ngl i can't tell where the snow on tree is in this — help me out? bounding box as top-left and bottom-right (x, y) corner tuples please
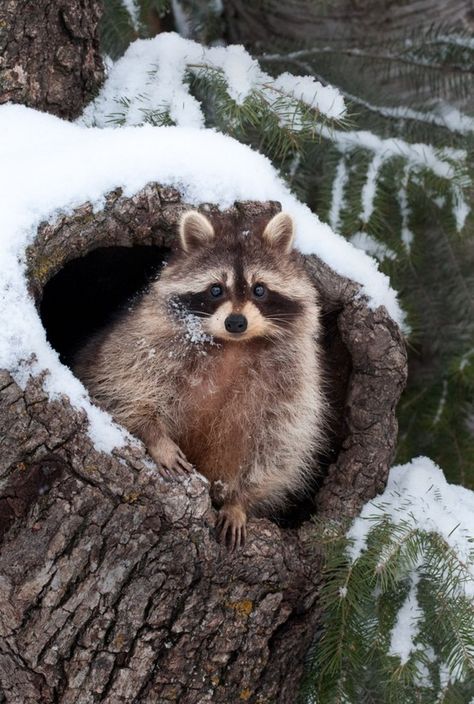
(0, 1), (473, 702)
(306, 457), (474, 703)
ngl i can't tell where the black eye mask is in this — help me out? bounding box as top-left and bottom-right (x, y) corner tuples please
(170, 290), (226, 318)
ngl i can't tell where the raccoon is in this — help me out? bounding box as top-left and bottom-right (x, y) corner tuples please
(74, 210), (326, 550)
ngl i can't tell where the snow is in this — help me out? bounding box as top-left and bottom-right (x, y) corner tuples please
(0, 102), (403, 452)
(436, 34), (474, 50)
(459, 349), (474, 372)
(121, 0), (140, 31)
(320, 125), (470, 237)
(339, 92), (474, 136)
(360, 152), (386, 224)
(328, 157), (348, 233)
(168, 299), (214, 348)
(429, 103), (474, 136)
(350, 232), (396, 262)
(207, 44), (261, 105)
(81, 33), (346, 128)
(398, 167), (414, 252)
(348, 457), (474, 597)
(321, 126), (465, 182)
(170, 0), (191, 38)
(271, 72), (346, 121)
(453, 185), (470, 232)
(433, 379), (448, 425)
(263, 50), (474, 136)
(347, 457), (474, 676)
(326, 125), (466, 257)
(388, 571), (422, 664)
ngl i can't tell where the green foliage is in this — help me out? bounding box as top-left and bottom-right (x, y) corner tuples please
(94, 44), (346, 158)
(302, 516), (474, 704)
(101, 0), (170, 59)
(188, 69), (344, 162)
(100, 0), (137, 60)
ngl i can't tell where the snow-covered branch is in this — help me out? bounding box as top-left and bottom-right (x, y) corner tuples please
(290, 58), (474, 136)
(81, 32), (346, 129)
(321, 124), (469, 241)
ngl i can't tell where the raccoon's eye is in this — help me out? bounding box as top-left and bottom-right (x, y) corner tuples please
(253, 283), (266, 298)
(210, 284), (224, 298)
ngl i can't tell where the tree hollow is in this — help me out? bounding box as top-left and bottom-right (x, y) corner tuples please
(0, 184), (407, 703)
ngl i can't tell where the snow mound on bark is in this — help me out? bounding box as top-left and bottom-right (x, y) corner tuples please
(0, 103), (402, 450)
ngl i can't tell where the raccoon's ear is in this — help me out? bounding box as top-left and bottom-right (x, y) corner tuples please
(262, 213), (294, 253)
(179, 211), (215, 253)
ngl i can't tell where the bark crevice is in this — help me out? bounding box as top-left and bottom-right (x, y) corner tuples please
(0, 0), (104, 119)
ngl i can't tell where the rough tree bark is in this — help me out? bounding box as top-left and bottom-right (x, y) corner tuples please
(0, 186), (407, 703)
(0, 0), (104, 119)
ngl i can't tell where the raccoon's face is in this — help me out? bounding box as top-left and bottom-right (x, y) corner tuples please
(158, 210), (316, 343)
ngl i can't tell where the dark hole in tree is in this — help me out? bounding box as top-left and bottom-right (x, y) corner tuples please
(40, 246), (169, 366)
(40, 245), (351, 527)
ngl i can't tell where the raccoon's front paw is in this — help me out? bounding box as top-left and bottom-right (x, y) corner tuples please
(149, 437), (194, 480)
(216, 504), (247, 552)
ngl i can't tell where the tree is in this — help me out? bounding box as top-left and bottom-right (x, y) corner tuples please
(0, 2), (407, 701)
(0, 0), (104, 119)
(0, 1), (472, 702)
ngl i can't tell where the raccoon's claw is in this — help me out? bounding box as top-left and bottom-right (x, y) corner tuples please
(176, 448), (194, 474)
(150, 438), (194, 480)
(216, 504), (247, 552)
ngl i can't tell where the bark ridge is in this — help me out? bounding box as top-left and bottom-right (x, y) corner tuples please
(0, 0), (104, 119)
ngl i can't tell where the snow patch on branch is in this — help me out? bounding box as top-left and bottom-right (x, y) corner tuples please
(81, 33), (346, 129)
(321, 126), (464, 180)
(433, 379), (448, 425)
(338, 92), (474, 136)
(389, 571), (422, 664)
(121, 0), (140, 31)
(270, 71), (345, 122)
(171, 0), (191, 38)
(453, 185), (470, 232)
(348, 457), (474, 596)
(360, 152), (386, 224)
(351, 232), (396, 262)
(398, 167), (414, 252)
(320, 125), (470, 237)
(329, 157), (348, 232)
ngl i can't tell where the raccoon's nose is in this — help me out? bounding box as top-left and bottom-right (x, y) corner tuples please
(225, 314), (248, 334)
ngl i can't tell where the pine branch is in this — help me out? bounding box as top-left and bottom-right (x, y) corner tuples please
(305, 511), (474, 703)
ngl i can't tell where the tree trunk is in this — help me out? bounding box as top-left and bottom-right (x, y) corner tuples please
(0, 4), (407, 699)
(0, 0), (104, 119)
(0, 187), (407, 703)
(223, 0), (473, 47)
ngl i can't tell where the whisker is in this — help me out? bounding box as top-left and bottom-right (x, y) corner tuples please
(265, 314), (296, 320)
(188, 310), (212, 317)
(265, 317), (295, 324)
